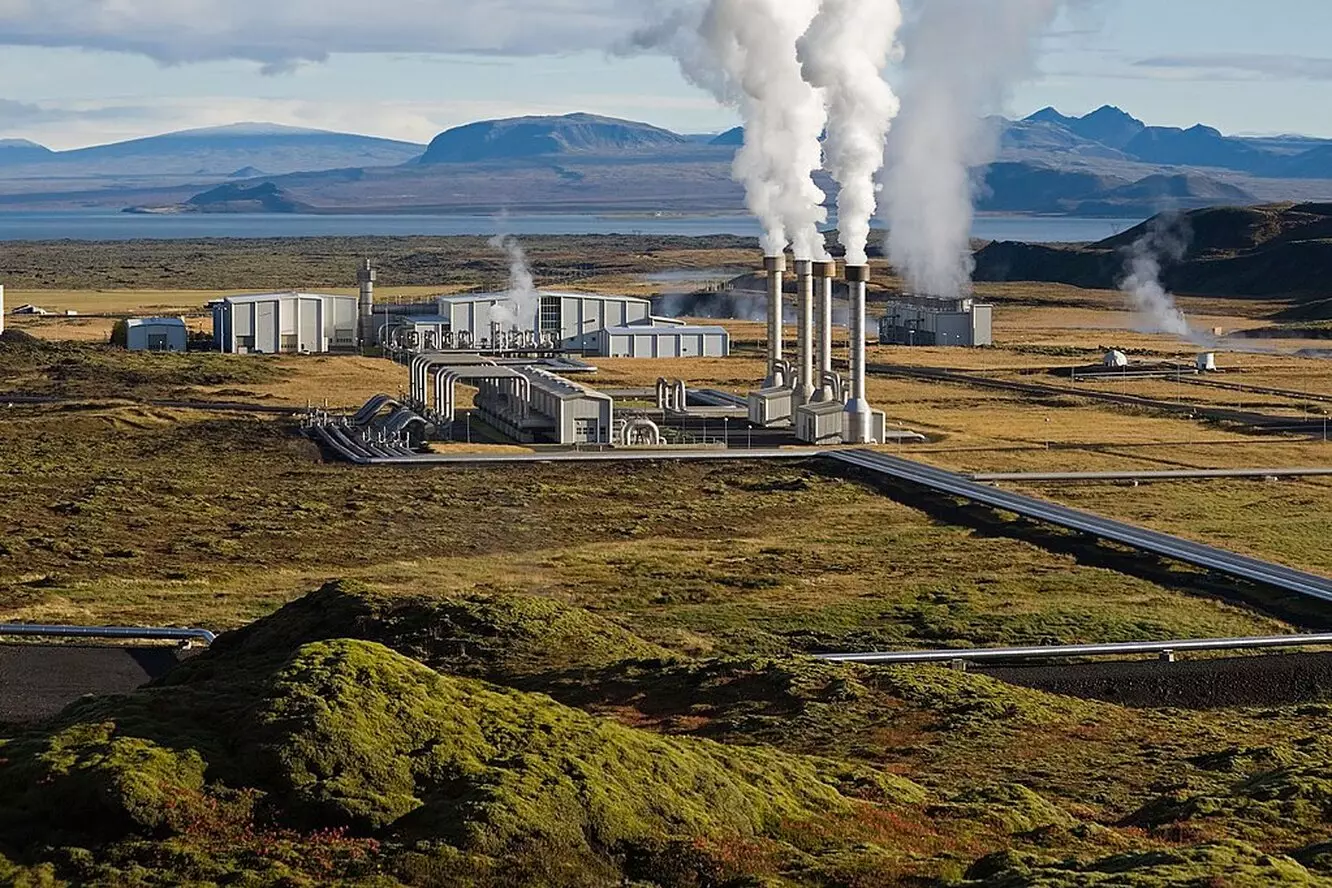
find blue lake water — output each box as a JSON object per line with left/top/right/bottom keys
{"left": 0, "top": 211, "right": 1143, "bottom": 244}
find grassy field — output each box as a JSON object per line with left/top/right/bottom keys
{"left": 4, "top": 238, "right": 1332, "bottom": 885}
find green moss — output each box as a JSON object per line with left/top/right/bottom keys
{"left": 869, "top": 665, "right": 1090, "bottom": 733}
{"left": 936, "top": 784, "right": 1075, "bottom": 835}
{"left": 247, "top": 639, "right": 908, "bottom": 847}
{"left": 962, "top": 840, "right": 1329, "bottom": 886}
{"left": 0, "top": 636, "right": 926, "bottom": 884}
{"left": 208, "top": 580, "right": 671, "bottom": 683}
{"left": 1130, "top": 751, "right": 1332, "bottom": 838}
{"left": 1, "top": 722, "right": 206, "bottom": 839}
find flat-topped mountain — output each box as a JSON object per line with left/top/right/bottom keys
{"left": 0, "top": 138, "right": 54, "bottom": 165}
{"left": 0, "top": 123, "right": 424, "bottom": 178}
{"left": 419, "top": 113, "right": 690, "bottom": 164}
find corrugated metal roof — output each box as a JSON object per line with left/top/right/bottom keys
{"left": 440, "top": 291, "right": 649, "bottom": 306}
{"left": 598, "top": 324, "right": 730, "bottom": 336}
{"left": 125, "top": 317, "right": 186, "bottom": 328}
{"left": 217, "top": 292, "right": 357, "bottom": 305}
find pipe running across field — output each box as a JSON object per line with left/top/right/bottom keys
{"left": 817, "top": 633, "right": 1332, "bottom": 665}
{"left": 0, "top": 624, "right": 217, "bottom": 645}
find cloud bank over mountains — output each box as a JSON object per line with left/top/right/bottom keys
{"left": 0, "top": 0, "right": 665, "bottom": 68}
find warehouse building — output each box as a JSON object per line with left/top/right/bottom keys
{"left": 472, "top": 368, "right": 614, "bottom": 445}
{"left": 384, "top": 290, "right": 726, "bottom": 358}
{"left": 211, "top": 292, "right": 359, "bottom": 354}
{"left": 591, "top": 322, "right": 730, "bottom": 358}
{"left": 878, "top": 295, "right": 993, "bottom": 348}
{"left": 121, "top": 317, "right": 188, "bottom": 352}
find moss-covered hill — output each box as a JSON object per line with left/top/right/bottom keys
{"left": 3, "top": 582, "right": 1332, "bottom": 886}
{"left": 973, "top": 202, "right": 1332, "bottom": 313}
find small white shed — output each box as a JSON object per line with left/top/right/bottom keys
{"left": 125, "top": 318, "right": 188, "bottom": 352}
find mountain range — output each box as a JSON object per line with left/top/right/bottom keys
{"left": 2, "top": 107, "right": 1331, "bottom": 216}
{"left": 0, "top": 123, "right": 424, "bottom": 178}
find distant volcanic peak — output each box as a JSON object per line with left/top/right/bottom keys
{"left": 185, "top": 181, "right": 309, "bottom": 213}
{"left": 1025, "top": 106, "right": 1079, "bottom": 128}
{"left": 164, "top": 122, "right": 338, "bottom": 139}
{"left": 709, "top": 127, "right": 745, "bottom": 147}
{"left": 0, "top": 138, "right": 48, "bottom": 149}
{"left": 419, "top": 112, "right": 689, "bottom": 164}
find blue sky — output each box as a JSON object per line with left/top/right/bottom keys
{"left": 2, "top": 0, "right": 1330, "bottom": 149}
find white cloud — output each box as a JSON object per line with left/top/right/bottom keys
{"left": 0, "top": 93, "right": 733, "bottom": 150}
{"left": 1134, "top": 54, "right": 1332, "bottom": 83}
{"left": 0, "top": 0, "right": 686, "bottom": 67}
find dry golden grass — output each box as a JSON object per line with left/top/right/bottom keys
{"left": 194, "top": 355, "right": 408, "bottom": 409}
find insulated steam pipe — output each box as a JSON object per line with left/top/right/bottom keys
{"left": 764, "top": 255, "right": 787, "bottom": 387}
{"left": 843, "top": 265, "right": 872, "bottom": 444}
{"left": 794, "top": 259, "right": 816, "bottom": 407}
{"left": 813, "top": 260, "right": 836, "bottom": 402}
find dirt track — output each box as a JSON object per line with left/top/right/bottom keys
{"left": 982, "top": 651, "right": 1332, "bottom": 708}
{"left": 0, "top": 644, "right": 180, "bottom": 724}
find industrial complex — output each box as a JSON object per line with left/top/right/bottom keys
{"left": 31, "top": 251, "right": 993, "bottom": 451}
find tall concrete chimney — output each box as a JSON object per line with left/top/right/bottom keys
{"left": 843, "top": 265, "right": 872, "bottom": 444}
{"left": 794, "top": 259, "right": 816, "bottom": 407}
{"left": 812, "top": 260, "right": 836, "bottom": 401}
{"left": 357, "top": 259, "right": 376, "bottom": 348}
{"left": 764, "top": 255, "right": 787, "bottom": 387}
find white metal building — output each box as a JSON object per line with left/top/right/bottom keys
{"left": 592, "top": 323, "right": 730, "bottom": 359}
{"left": 473, "top": 368, "right": 614, "bottom": 445}
{"left": 878, "top": 296, "right": 994, "bottom": 348}
{"left": 125, "top": 317, "right": 188, "bottom": 352}
{"left": 538, "top": 292, "right": 651, "bottom": 350}
{"left": 211, "top": 292, "right": 359, "bottom": 354}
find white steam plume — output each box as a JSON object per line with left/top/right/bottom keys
{"left": 798, "top": 0, "right": 902, "bottom": 267}
{"left": 1120, "top": 214, "right": 1193, "bottom": 338}
{"left": 641, "top": 0, "right": 829, "bottom": 260}
{"left": 884, "top": 0, "right": 1066, "bottom": 298}
{"left": 488, "top": 233, "right": 540, "bottom": 332}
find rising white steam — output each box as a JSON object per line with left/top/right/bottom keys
{"left": 798, "top": 0, "right": 902, "bottom": 266}
{"left": 641, "top": 0, "right": 829, "bottom": 259}
{"left": 488, "top": 233, "right": 540, "bottom": 332}
{"left": 884, "top": 0, "right": 1065, "bottom": 298}
{"left": 1120, "top": 214, "right": 1193, "bottom": 338}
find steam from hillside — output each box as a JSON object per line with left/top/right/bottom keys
{"left": 883, "top": 0, "right": 1066, "bottom": 298}
{"left": 798, "top": 0, "right": 901, "bottom": 267}
{"left": 1120, "top": 215, "right": 1193, "bottom": 338}
{"left": 488, "top": 233, "right": 540, "bottom": 332}
{"left": 638, "top": 0, "right": 829, "bottom": 260}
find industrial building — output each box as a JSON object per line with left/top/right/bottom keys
{"left": 122, "top": 317, "right": 188, "bottom": 352}
{"left": 472, "top": 368, "right": 614, "bottom": 445}
{"left": 382, "top": 290, "right": 728, "bottom": 359}
{"left": 878, "top": 295, "right": 993, "bottom": 348}
{"left": 211, "top": 292, "right": 359, "bottom": 354}
{"left": 592, "top": 322, "right": 729, "bottom": 358}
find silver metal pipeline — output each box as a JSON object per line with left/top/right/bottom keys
{"left": 764, "top": 255, "right": 787, "bottom": 387}
{"left": 817, "top": 633, "right": 1332, "bottom": 665}
{"left": 794, "top": 259, "right": 816, "bottom": 407}
{"left": 843, "top": 265, "right": 872, "bottom": 444}
{"left": 820, "top": 370, "right": 846, "bottom": 404}
{"left": 0, "top": 623, "right": 217, "bottom": 645}
{"left": 813, "top": 259, "right": 836, "bottom": 402}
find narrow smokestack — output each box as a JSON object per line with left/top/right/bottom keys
{"left": 357, "top": 259, "right": 376, "bottom": 348}
{"left": 843, "top": 264, "right": 872, "bottom": 443}
{"left": 764, "top": 255, "right": 787, "bottom": 387}
{"left": 794, "top": 259, "right": 815, "bottom": 406}
{"left": 812, "top": 260, "right": 836, "bottom": 401}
